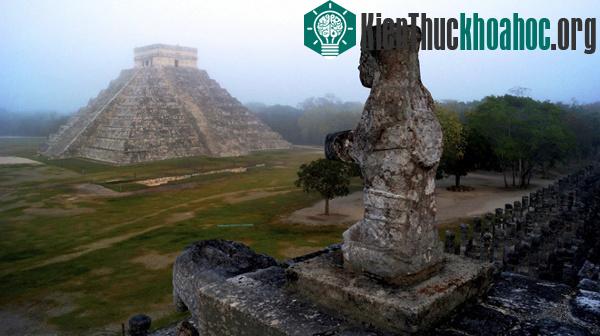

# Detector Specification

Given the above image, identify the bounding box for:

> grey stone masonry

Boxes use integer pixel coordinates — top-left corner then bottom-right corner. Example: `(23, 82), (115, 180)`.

(449, 164), (600, 286)
(287, 251), (493, 334)
(172, 241), (386, 336)
(41, 46), (290, 165)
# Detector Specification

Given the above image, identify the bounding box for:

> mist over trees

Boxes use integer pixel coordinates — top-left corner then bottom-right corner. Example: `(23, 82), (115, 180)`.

(0, 109), (68, 137)
(245, 103), (305, 144)
(248, 95), (362, 145)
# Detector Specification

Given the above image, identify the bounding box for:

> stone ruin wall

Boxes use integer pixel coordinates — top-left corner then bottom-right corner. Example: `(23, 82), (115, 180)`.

(134, 44), (197, 68)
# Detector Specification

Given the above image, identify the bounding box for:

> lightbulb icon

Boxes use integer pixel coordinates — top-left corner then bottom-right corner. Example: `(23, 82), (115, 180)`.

(314, 11), (346, 57)
(304, 1), (356, 58)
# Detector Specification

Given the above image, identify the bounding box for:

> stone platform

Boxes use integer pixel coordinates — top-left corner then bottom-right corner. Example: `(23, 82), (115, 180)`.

(173, 241), (385, 336)
(169, 240), (600, 336)
(172, 241), (495, 336)
(194, 266), (386, 336)
(286, 250), (494, 334)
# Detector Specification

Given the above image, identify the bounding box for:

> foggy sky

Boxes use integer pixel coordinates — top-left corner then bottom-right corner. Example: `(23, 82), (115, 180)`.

(1, 0), (599, 113)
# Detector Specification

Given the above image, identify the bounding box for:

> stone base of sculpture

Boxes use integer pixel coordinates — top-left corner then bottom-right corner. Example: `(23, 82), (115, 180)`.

(342, 197), (445, 286)
(286, 249), (494, 335)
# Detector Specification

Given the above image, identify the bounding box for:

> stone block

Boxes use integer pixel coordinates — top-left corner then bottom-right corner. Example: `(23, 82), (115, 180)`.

(194, 266), (385, 336)
(286, 250), (494, 334)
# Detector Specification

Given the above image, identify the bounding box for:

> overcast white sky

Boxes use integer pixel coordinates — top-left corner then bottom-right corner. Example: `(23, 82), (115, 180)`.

(0, 0), (599, 113)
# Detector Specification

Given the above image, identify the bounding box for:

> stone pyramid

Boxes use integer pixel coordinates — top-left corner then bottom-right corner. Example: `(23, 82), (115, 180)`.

(42, 44), (290, 164)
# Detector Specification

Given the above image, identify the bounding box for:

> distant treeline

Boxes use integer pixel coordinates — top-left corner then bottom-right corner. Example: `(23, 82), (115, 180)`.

(247, 95), (362, 145)
(251, 95), (600, 188)
(0, 109), (68, 137)
(248, 96), (487, 146)
(436, 96), (600, 188)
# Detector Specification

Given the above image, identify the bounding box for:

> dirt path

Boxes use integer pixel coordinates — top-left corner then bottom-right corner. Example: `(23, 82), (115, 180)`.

(287, 192), (363, 225)
(435, 172), (554, 222)
(16, 187), (292, 273)
(13, 172), (555, 271)
(74, 183), (122, 197)
(0, 156), (42, 165)
(286, 172), (556, 226)
(130, 251), (181, 270)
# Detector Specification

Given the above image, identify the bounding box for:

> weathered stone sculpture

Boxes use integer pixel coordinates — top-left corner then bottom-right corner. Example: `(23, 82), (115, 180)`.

(169, 26), (500, 336)
(326, 26), (443, 284)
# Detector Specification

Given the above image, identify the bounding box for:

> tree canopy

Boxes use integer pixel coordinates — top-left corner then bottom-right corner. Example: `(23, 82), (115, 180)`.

(295, 158), (352, 215)
(260, 94), (600, 191)
(436, 105), (468, 187)
(466, 95), (574, 187)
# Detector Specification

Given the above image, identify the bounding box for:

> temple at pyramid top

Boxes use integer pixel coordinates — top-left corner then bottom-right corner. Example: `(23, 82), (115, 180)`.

(134, 44), (198, 68)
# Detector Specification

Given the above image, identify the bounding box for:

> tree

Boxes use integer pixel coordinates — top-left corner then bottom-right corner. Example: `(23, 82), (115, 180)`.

(467, 95), (573, 188)
(295, 159), (352, 215)
(436, 105), (468, 188)
(0, 109), (69, 136)
(560, 102), (600, 162)
(508, 86), (531, 97)
(436, 99), (481, 117)
(435, 104), (498, 189)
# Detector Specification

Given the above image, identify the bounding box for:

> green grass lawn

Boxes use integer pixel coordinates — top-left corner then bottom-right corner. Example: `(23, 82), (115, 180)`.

(0, 138), (349, 334)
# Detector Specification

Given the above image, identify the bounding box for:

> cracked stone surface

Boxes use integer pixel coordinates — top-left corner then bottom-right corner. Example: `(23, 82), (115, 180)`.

(172, 240), (277, 323)
(286, 250), (494, 334)
(171, 240), (387, 336)
(434, 272), (600, 336)
(164, 241), (600, 336)
(326, 26), (443, 283)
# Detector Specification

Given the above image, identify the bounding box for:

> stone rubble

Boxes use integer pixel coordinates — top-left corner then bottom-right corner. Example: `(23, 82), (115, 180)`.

(444, 164), (600, 287)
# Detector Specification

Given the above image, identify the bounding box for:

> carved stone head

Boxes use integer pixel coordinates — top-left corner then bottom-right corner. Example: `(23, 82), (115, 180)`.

(358, 25), (422, 88)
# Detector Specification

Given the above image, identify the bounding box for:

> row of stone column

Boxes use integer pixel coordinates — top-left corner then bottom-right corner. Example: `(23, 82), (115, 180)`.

(444, 164), (600, 283)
